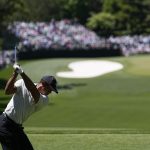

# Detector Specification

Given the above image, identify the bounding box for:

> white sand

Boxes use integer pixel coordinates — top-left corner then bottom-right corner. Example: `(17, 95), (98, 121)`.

(57, 60), (123, 78)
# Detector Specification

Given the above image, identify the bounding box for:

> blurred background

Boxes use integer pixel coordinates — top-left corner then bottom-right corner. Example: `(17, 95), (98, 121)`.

(1, 0), (150, 65)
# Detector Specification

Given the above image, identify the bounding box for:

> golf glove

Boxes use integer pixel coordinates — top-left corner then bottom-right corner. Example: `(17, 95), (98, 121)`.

(13, 63), (24, 74)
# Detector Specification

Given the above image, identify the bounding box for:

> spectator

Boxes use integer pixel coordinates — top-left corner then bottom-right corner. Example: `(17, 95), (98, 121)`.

(7, 20), (150, 56)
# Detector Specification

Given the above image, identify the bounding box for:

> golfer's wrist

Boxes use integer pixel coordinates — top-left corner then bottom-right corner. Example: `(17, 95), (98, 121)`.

(13, 70), (18, 74)
(20, 70), (24, 74)
(13, 71), (18, 77)
(16, 68), (24, 74)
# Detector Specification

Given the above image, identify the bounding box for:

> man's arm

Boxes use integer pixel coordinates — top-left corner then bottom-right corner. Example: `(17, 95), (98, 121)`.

(20, 72), (40, 103)
(5, 71), (18, 95)
(13, 64), (40, 103)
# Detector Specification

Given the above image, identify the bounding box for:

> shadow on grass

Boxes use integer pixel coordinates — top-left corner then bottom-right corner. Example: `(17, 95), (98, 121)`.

(0, 78), (7, 89)
(58, 83), (87, 90)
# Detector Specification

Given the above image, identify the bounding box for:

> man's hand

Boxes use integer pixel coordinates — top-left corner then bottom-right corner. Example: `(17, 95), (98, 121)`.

(13, 63), (24, 74)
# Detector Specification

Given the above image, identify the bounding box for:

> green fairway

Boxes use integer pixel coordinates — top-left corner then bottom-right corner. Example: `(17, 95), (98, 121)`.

(1, 55), (150, 149)
(28, 133), (150, 150)
(1, 128), (150, 150)
(25, 127), (150, 150)
(1, 55), (150, 129)
(1, 130), (150, 150)
(22, 55), (150, 129)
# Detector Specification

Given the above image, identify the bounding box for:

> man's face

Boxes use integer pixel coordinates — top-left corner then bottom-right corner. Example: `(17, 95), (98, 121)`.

(40, 82), (53, 95)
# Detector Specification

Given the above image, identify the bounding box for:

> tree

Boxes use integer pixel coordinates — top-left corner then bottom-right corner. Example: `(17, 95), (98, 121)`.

(0, 0), (26, 49)
(0, 0), (26, 24)
(63, 0), (103, 24)
(102, 0), (150, 35)
(24, 0), (67, 21)
(87, 12), (116, 37)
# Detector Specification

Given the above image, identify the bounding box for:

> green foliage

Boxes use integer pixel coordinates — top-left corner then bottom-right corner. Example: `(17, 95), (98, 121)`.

(24, 0), (67, 21)
(0, 0), (27, 49)
(0, 0), (26, 24)
(63, 0), (103, 24)
(0, 38), (3, 50)
(102, 0), (124, 13)
(63, 0), (89, 23)
(101, 0), (150, 35)
(87, 12), (116, 36)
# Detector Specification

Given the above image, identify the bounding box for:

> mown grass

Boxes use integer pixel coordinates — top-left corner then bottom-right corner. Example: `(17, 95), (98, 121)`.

(1, 132), (150, 150)
(1, 127), (150, 150)
(23, 55), (150, 129)
(1, 55), (150, 129)
(28, 132), (150, 150)
(1, 55), (150, 149)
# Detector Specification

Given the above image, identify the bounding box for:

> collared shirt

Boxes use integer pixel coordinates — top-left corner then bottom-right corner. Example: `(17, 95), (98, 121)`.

(4, 79), (49, 124)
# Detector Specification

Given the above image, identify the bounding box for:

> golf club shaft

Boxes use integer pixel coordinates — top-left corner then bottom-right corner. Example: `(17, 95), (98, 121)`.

(14, 46), (17, 63)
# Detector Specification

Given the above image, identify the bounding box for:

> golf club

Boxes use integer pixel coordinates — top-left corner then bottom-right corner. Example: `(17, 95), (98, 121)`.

(14, 45), (17, 63)
(14, 44), (21, 64)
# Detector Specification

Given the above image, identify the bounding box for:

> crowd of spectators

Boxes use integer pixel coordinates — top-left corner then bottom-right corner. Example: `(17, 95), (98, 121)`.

(0, 51), (14, 69)
(106, 35), (150, 56)
(8, 19), (102, 51)
(7, 19), (150, 56)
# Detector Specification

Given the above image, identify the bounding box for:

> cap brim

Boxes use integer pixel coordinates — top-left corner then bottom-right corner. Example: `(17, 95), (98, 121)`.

(50, 85), (58, 94)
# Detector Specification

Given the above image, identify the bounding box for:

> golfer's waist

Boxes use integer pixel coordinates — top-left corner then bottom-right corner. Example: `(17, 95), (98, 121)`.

(3, 112), (22, 127)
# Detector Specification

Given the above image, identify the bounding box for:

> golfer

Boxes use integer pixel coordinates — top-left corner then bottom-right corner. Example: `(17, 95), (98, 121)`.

(0, 64), (58, 150)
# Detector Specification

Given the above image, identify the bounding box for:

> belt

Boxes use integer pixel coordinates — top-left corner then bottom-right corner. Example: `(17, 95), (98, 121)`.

(3, 112), (22, 127)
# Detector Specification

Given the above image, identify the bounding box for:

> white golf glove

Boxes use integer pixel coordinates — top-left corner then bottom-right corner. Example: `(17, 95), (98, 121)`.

(13, 63), (24, 74)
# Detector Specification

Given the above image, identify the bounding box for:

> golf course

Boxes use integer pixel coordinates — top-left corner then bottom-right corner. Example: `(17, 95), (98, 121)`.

(1, 55), (150, 149)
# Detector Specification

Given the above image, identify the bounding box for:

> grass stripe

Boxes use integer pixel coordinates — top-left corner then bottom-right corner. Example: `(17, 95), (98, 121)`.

(25, 127), (150, 134)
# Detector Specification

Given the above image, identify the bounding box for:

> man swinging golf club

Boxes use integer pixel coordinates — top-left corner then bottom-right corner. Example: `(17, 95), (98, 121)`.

(0, 64), (58, 150)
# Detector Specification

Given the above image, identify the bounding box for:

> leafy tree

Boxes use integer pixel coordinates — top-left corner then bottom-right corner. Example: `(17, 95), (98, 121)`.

(87, 12), (116, 37)
(24, 0), (67, 21)
(122, 0), (149, 34)
(0, 0), (26, 49)
(63, 0), (103, 24)
(0, 0), (26, 24)
(144, 0), (150, 21)
(102, 0), (150, 35)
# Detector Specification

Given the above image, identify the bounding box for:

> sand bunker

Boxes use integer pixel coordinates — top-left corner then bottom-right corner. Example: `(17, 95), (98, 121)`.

(57, 60), (123, 78)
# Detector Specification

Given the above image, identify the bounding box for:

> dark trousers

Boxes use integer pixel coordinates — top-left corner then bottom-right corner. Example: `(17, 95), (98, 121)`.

(0, 113), (34, 150)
